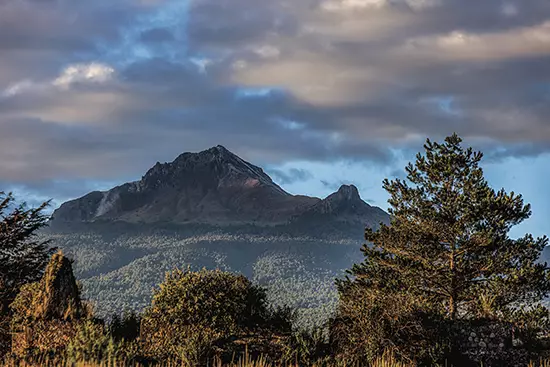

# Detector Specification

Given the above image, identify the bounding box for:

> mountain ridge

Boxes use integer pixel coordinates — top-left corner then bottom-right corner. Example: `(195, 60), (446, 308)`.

(51, 146), (388, 229)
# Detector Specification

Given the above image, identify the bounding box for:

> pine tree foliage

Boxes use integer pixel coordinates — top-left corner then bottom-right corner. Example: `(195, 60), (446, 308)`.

(0, 192), (55, 313)
(333, 134), (550, 362)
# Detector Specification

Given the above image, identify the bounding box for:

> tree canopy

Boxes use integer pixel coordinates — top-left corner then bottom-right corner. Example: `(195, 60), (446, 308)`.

(0, 192), (55, 313)
(332, 134), (550, 364)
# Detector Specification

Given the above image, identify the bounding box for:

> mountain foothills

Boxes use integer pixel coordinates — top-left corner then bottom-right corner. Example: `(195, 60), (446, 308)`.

(46, 146), (390, 327)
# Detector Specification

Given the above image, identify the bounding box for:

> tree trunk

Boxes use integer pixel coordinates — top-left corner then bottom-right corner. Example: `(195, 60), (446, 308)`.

(449, 247), (457, 320)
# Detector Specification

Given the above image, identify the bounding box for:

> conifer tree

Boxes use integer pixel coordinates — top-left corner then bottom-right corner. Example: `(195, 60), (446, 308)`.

(333, 134), (550, 362)
(0, 192), (54, 313)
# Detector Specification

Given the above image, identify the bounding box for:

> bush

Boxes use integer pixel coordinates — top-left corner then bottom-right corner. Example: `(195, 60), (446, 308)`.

(0, 315), (10, 359)
(140, 268), (294, 363)
(109, 311), (140, 342)
(66, 320), (115, 362)
(330, 285), (447, 365)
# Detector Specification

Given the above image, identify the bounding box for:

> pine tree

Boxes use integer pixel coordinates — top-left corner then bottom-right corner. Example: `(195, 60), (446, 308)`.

(0, 192), (55, 313)
(332, 134), (550, 363)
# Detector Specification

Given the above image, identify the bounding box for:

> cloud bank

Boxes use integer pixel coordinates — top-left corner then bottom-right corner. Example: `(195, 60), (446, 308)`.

(1, 0), (549, 198)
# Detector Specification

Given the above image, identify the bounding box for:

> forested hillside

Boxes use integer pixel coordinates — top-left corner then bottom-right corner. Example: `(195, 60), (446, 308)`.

(43, 227), (365, 329)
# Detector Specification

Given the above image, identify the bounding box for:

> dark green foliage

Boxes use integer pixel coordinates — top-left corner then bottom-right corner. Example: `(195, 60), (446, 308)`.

(0, 192), (55, 313)
(0, 315), (9, 359)
(143, 269), (275, 335)
(109, 310), (140, 342)
(332, 134), (550, 365)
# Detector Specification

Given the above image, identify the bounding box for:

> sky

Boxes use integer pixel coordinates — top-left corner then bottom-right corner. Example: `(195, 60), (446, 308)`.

(1, 0), (549, 239)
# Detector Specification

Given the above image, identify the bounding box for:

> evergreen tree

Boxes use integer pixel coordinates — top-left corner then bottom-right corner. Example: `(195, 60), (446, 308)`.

(332, 134), (550, 363)
(0, 192), (55, 313)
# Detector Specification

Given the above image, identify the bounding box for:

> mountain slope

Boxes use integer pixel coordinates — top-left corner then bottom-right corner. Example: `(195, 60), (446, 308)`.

(52, 146), (319, 225)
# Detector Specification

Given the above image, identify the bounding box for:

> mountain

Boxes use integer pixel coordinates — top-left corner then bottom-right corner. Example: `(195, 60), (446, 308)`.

(51, 145), (387, 230)
(52, 146), (319, 225)
(47, 146), (390, 328)
(290, 184), (389, 231)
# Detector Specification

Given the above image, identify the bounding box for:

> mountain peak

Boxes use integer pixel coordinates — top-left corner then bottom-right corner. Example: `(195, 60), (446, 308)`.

(335, 184), (361, 201)
(204, 145), (232, 157)
(289, 183), (389, 230)
(52, 145), (321, 225)
(143, 145), (282, 195)
(174, 145), (235, 163)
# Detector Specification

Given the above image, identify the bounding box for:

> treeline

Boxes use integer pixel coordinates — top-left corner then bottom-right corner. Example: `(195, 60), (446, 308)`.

(2, 134), (550, 366)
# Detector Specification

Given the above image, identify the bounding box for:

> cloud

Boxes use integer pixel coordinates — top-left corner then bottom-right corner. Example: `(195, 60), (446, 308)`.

(1, 0), (550, 203)
(140, 27), (175, 43)
(268, 168), (314, 185)
(3, 62), (116, 96)
(53, 63), (116, 89)
(403, 21), (550, 61)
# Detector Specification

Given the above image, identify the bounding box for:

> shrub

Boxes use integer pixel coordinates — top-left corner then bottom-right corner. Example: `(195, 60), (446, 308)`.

(330, 285), (447, 365)
(281, 327), (329, 365)
(0, 315), (10, 359)
(109, 311), (141, 342)
(140, 268), (294, 363)
(66, 320), (115, 362)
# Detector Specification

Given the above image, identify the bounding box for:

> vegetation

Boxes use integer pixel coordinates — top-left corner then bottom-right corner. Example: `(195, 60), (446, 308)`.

(1, 134), (550, 366)
(0, 192), (55, 313)
(46, 232), (350, 330)
(332, 134), (550, 365)
(0, 192), (55, 356)
(140, 268), (294, 364)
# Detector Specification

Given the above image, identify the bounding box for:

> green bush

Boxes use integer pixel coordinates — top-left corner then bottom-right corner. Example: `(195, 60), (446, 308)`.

(330, 286), (446, 365)
(140, 268), (294, 363)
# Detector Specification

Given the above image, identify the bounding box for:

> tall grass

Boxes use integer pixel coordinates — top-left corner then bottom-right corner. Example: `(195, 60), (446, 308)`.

(0, 354), (413, 367)
(1, 355), (549, 367)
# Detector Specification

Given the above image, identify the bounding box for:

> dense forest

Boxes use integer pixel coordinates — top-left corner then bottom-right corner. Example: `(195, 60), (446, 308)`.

(44, 230), (356, 330)
(2, 135), (550, 366)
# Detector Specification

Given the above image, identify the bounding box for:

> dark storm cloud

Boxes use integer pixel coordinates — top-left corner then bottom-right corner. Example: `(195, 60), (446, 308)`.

(1, 0), (550, 201)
